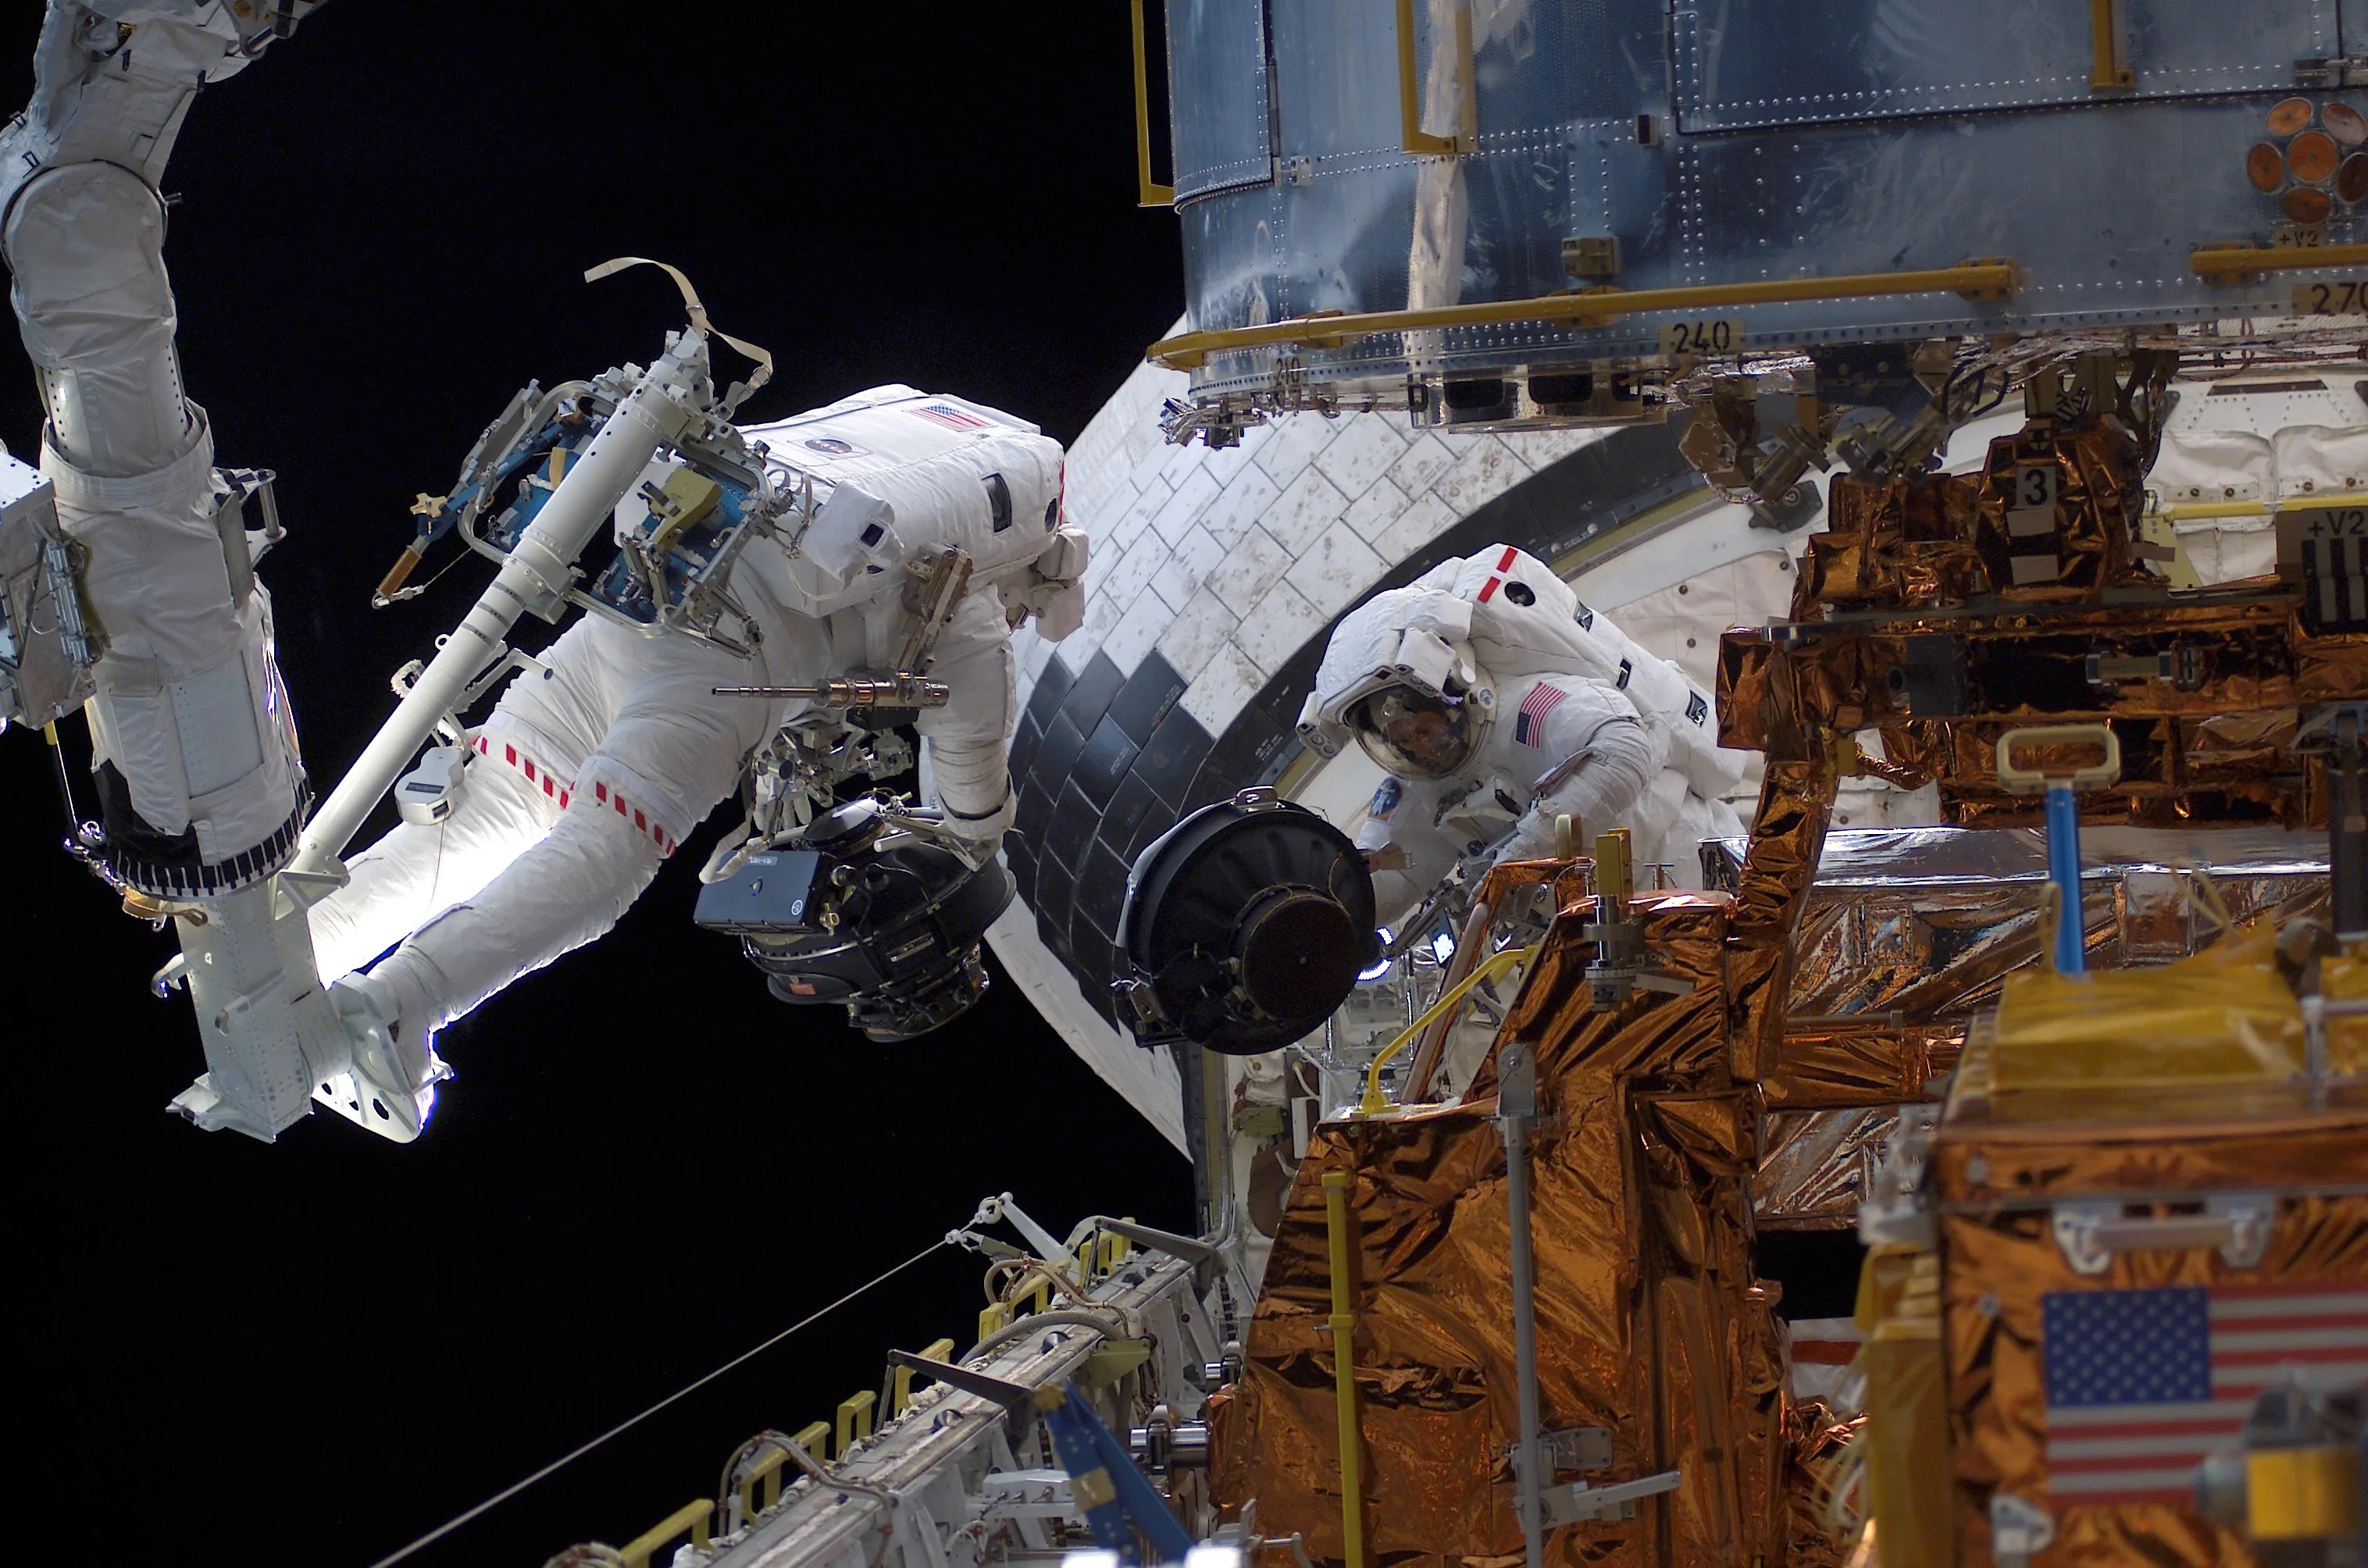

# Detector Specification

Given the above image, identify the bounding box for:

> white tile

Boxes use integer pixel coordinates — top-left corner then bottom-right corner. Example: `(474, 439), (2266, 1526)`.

(1371, 491), (1459, 564)
(1202, 522), (1293, 618)
(1100, 585), (1175, 676)
(1118, 412), (1165, 476)
(1148, 555), (1193, 615)
(1159, 437), (1211, 488)
(1385, 432), (1458, 499)
(1261, 465), (1352, 558)
(1180, 637), (1267, 731)
(1235, 579), (1328, 677)
(1200, 422), (1271, 486)
(1149, 465), (1221, 546)
(1285, 520), (1388, 618)
(1100, 529), (1170, 610)
(1074, 588), (1123, 654)
(1432, 435), (1526, 516)
(1251, 412), (1339, 490)
(1020, 631), (1057, 683)
(1312, 414), (1410, 502)
(1172, 523), (1225, 590)
(1196, 463), (1282, 549)
(1343, 475), (1412, 543)
(1155, 584), (1240, 682)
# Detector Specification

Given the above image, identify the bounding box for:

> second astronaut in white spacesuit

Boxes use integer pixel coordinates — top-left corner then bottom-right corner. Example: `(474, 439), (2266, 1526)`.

(307, 389), (1072, 1111)
(1304, 544), (1744, 905)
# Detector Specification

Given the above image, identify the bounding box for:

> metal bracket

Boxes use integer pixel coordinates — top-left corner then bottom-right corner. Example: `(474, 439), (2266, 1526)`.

(1539, 1469), (1681, 1526)
(2050, 1194), (2274, 1276)
(1507, 1425), (1614, 1481)
(885, 1349), (1035, 1412)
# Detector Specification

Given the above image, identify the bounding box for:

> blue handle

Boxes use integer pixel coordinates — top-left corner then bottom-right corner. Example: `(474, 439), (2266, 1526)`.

(2045, 783), (2084, 974)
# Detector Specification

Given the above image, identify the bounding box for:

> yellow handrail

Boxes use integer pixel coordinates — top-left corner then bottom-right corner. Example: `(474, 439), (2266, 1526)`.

(2087, 0), (2132, 89)
(2191, 241), (2368, 281)
(1395, 0), (1472, 155)
(1361, 943), (1539, 1114)
(1129, 0), (1175, 207)
(1323, 1171), (1370, 1568)
(2147, 491), (2368, 522)
(620, 1500), (711, 1568)
(1147, 260), (2019, 369)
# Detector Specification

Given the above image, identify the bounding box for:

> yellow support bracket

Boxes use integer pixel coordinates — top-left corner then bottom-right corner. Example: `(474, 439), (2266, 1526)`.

(1098, 1228), (1133, 1273)
(1129, 0), (1174, 206)
(894, 1337), (959, 1413)
(1324, 1171), (1371, 1568)
(790, 1420), (830, 1463)
(1361, 943), (1540, 1114)
(738, 1445), (790, 1520)
(836, 1390), (877, 1458)
(1084, 1336), (1154, 1388)
(1147, 260), (2020, 369)
(2191, 241), (2368, 282)
(620, 1499), (711, 1568)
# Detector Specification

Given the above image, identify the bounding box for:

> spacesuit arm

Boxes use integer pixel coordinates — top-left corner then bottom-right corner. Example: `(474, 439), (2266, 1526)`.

(914, 590), (1018, 841)
(1491, 680), (1667, 866)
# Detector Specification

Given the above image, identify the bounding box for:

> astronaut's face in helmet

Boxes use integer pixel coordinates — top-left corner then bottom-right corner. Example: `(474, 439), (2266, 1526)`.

(1349, 686), (1476, 779)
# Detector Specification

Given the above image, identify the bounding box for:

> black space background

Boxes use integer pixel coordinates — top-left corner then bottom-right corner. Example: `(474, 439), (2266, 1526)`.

(2, 9), (1194, 1564)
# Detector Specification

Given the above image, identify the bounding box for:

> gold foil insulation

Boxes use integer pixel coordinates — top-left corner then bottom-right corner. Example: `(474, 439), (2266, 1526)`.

(1215, 899), (1795, 1568)
(1931, 1026), (2368, 1567)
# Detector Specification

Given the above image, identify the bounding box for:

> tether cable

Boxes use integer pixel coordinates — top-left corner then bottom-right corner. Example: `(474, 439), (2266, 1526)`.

(366, 1237), (950, 1566)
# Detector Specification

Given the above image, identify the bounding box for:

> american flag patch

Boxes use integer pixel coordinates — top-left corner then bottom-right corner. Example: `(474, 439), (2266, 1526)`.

(1514, 683), (1567, 748)
(2042, 1281), (2368, 1507)
(909, 401), (989, 431)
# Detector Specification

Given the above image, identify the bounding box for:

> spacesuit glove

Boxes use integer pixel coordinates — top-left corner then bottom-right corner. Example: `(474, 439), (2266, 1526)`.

(329, 970), (449, 1141)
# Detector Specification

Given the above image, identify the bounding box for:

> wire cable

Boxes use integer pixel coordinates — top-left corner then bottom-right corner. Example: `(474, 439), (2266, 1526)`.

(365, 1237), (949, 1568)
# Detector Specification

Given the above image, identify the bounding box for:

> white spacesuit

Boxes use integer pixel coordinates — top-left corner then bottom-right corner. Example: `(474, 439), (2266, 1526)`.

(309, 390), (1068, 1075)
(2, 3), (1088, 1142)
(1303, 545), (1744, 901)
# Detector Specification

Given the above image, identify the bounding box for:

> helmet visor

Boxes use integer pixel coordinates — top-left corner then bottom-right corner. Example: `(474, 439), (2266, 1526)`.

(1348, 686), (1476, 779)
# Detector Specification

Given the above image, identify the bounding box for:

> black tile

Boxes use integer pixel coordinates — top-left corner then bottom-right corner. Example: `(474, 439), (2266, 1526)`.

(1006, 713), (1043, 785)
(1036, 906), (1073, 965)
(1025, 652), (1076, 730)
(1043, 779), (1101, 874)
(1057, 651), (1126, 737)
(1072, 714), (1141, 808)
(1099, 772), (1161, 855)
(1075, 841), (1132, 943)
(1207, 713), (1289, 790)
(1034, 854), (1076, 939)
(1126, 797), (1182, 861)
(1185, 758), (1245, 811)
(1028, 712), (1087, 798)
(1007, 839), (1036, 903)
(1136, 709), (1214, 807)
(1105, 652), (1188, 746)
(1014, 779), (1056, 840)
(1070, 933), (1117, 1023)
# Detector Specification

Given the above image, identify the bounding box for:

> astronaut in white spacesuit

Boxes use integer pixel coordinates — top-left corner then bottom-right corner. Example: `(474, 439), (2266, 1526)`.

(2, 2), (1083, 1141)
(1302, 545), (1744, 910)
(308, 390), (1071, 1105)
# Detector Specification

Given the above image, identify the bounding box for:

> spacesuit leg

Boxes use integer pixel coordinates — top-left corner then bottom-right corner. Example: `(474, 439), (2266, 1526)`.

(305, 760), (561, 985)
(915, 590), (1018, 841)
(349, 618), (823, 1041)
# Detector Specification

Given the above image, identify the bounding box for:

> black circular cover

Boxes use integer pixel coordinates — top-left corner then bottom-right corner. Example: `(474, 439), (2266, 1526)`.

(1118, 791), (1377, 1055)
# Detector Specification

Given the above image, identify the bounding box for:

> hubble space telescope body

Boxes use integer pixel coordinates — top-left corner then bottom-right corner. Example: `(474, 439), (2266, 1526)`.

(1, 3), (2364, 1568)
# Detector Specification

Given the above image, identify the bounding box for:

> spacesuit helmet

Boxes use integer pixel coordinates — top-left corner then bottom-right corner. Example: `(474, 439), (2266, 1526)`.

(1346, 682), (1480, 779)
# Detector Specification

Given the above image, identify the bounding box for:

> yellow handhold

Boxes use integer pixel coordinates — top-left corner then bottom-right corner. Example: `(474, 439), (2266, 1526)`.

(1594, 827), (1633, 901)
(979, 1301), (1011, 1342)
(894, 1337), (958, 1413)
(835, 1391), (876, 1457)
(619, 1499), (711, 1568)
(790, 1420), (830, 1463)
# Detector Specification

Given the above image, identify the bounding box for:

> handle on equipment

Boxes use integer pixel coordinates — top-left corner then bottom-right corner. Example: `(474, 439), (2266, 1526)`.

(1996, 724), (2120, 976)
(373, 540), (426, 604)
